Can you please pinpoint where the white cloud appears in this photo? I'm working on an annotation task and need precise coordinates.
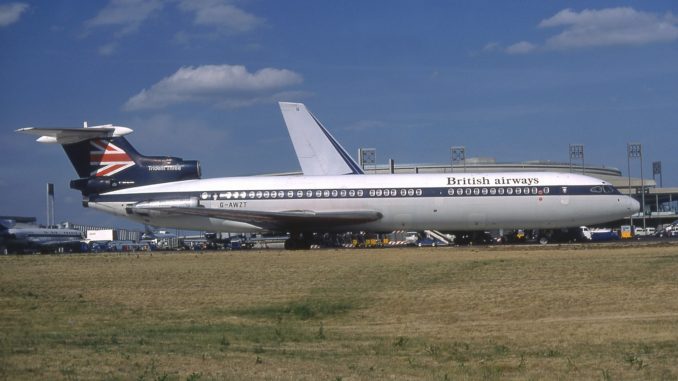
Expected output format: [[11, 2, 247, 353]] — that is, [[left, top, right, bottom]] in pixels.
[[84, 0, 263, 55], [0, 2, 28, 27], [539, 7, 678, 49], [178, 0, 263, 33], [216, 90, 312, 109], [84, 0, 164, 36], [490, 7, 678, 54], [505, 41, 536, 54], [124, 64, 303, 111]]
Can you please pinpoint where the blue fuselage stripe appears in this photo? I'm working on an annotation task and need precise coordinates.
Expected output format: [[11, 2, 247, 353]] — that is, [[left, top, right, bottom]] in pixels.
[[93, 185, 618, 203]]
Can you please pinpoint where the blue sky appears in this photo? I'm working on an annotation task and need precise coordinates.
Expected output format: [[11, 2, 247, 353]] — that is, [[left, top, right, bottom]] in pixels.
[[1, 0, 677, 228]]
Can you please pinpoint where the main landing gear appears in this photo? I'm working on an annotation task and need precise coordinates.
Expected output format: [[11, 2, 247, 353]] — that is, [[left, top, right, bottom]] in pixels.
[[284, 233, 313, 250]]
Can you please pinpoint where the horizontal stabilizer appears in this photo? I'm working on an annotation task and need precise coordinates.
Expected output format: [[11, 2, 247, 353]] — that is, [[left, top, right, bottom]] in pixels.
[[16, 125, 133, 144]]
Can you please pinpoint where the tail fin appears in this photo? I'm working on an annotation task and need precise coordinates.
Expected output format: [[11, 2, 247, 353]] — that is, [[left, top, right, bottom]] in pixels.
[[279, 102, 363, 175], [17, 124, 200, 195], [62, 136, 141, 178]]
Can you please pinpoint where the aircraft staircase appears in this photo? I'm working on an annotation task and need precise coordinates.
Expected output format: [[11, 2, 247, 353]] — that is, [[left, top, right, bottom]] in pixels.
[[424, 230, 451, 245]]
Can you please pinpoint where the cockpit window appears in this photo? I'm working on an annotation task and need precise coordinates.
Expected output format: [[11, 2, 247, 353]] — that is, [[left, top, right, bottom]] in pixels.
[[603, 186, 616, 194], [590, 186, 603, 193]]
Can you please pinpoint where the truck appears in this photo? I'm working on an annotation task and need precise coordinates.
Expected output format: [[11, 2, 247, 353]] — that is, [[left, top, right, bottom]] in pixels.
[[87, 229, 117, 242]]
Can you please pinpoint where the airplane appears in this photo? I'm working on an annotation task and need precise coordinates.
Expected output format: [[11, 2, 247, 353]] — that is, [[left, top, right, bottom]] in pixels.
[[0, 216, 84, 254], [17, 108, 640, 250]]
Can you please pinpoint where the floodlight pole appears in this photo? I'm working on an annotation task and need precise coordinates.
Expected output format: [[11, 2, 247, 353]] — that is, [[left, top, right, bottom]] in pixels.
[[627, 144, 633, 228], [653, 161, 662, 188], [450, 146, 466, 173], [46, 183, 54, 227], [569, 144, 584, 174], [627, 143, 645, 230], [359, 148, 377, 174], [640, 151, 645, 230]]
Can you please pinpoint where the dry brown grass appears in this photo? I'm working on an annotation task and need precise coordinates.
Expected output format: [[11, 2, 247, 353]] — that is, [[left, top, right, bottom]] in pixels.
[[1, 244, 678, 380]]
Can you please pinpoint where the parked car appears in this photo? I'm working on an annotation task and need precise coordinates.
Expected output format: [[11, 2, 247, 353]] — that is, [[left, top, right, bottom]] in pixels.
[[416, 237, 446, 247]]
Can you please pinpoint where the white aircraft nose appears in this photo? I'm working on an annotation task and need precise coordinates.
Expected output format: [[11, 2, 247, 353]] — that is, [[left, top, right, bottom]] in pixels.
[[627, 197, 641, 214]]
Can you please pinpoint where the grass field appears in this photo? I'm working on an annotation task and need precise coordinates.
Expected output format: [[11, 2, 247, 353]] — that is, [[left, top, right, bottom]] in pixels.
[[1, 244, 678, 380]]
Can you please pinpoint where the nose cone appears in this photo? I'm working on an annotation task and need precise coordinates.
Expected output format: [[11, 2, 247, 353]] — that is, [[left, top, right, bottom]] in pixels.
[[626, 197, 641, 215]]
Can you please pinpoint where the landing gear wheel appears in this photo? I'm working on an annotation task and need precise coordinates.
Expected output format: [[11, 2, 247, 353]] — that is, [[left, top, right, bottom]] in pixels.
[[284, 233, 313, 250], [539, 236, 549, 245]]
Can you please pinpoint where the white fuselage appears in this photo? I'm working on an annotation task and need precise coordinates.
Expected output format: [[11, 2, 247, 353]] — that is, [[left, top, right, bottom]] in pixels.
[[87, 172, 640, 233]]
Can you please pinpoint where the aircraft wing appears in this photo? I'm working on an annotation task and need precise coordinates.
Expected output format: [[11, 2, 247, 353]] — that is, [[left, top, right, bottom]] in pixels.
[[145, 206, 383, 231]]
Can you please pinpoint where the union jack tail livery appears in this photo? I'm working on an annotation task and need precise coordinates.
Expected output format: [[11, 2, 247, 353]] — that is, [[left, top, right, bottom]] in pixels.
[[89, 139, 135, 177], [16, 124, 201, 195]]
